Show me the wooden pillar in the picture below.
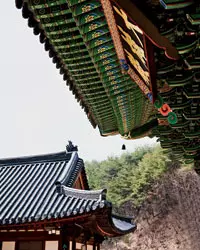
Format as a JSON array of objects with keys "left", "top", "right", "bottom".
[
  {"left": 59, "top": 228, "right": 69, "bottom": 250},
  {"left": 93, "top": 235, "right": 101, "bottom": 250},
  {"left": 93, "top": 242, "right": 100, "bottom": 250},
  {"left": 72, "top": 240, "right": 76, "bottom": 250},
  {"left": 15, "top": 241, "right": 19, "bottom": 250}
]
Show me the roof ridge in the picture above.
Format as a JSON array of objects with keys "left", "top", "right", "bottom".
[
  {"left": 55, "top": 151, "right": 79, "bottom": 186},
  {"left": 58, "top": 185, "right": 107, "bottom": 201},
  {"left": 0, "top": 151, "right": 71, "bottom": 166}
]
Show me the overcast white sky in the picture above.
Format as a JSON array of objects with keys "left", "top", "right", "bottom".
[{"left": 0, "top": 1, "right": 157, "bottom": 161}]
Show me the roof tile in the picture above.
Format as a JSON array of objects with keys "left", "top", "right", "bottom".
[{"left": 0, "top": 151, "right": 104, "bottom": 225}]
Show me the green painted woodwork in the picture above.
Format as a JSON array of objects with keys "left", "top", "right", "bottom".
[
  {"left": 160, "top": 0, "right": 194, "bottom": 9},
  {"left": 187, "top": 14, "right": 200, "bottom": 25},
  {"left": 151, "top": 1, "right": 200, "bottom": 165},
  {"left": 17, "top": 0, "right": 200, "bottom": 165},
  {"left": 27, "top": 0, "right": 154, "bottom": 137},
  {"left": 167, "top": 112, "right": 178, "bottom": 125},
  {"left": 169, "top": 101, "right": 191, "bottom": 110},
  {"left": 184, "top": 131, "right": 200, "bottom": 138},
  {"left": 154, "top": 95, "right": 164, "bottom": 109}
]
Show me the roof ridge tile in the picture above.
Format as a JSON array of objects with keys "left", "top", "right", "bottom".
[
  {"left": 0, "top": 151, "right": 71, "bottom": 166},
  {"left": 59, "top": 185, "right": 107, "bottom": 202}
]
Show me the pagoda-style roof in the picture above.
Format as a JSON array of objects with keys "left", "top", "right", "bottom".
[
  {"left": 15, "top": 0, "right": 200, "bottom": 167},
  {"left": 0, "top": 145, "right": 136, "bottom": 238}
]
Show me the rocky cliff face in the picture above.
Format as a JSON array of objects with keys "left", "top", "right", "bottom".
[{"left": 102, "top": 170, "right": 200, "bottom": 250}]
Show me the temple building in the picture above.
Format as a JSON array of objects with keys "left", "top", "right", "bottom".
[
  {"left": 14, "top": 1, "right": 200, "bottom": 168},
  {"left": 0, "top": 143, "right": 136, "bottom": 250}
]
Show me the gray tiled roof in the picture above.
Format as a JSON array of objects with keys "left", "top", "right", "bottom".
[
  {"left": 112, "top": 216, "right": 135, "bottom": 232},
  {"left": 0, "top": 151, "right": 106, "bottom": 225},
  {"left": 0, "top": 149, "right": 136, "bottom": 235}
]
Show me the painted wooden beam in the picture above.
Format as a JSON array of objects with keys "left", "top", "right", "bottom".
[{"left": 111, "top": 0, "right": 179, "bottom": 60}]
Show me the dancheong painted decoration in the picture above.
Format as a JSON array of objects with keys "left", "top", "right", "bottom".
[{"left": 15, "top": 0, "right": 200, "bottom": 169}]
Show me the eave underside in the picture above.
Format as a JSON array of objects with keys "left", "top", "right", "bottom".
[
  {"left": 0, "top": 209, "right": 136, "bottom": 240},
  {"left": 147, "top": 1, "right": 200, "bottom": 166},
  {"left": 15, "top": 0, "right": 200, "bottom": 165},
  {"left": 18, "top": 0, "right": 155, "bottom": 137}
]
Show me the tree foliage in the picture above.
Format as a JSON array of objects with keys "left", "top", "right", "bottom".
[{"left": 85, "top": 146, "right": 171, "bottom": 207}]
